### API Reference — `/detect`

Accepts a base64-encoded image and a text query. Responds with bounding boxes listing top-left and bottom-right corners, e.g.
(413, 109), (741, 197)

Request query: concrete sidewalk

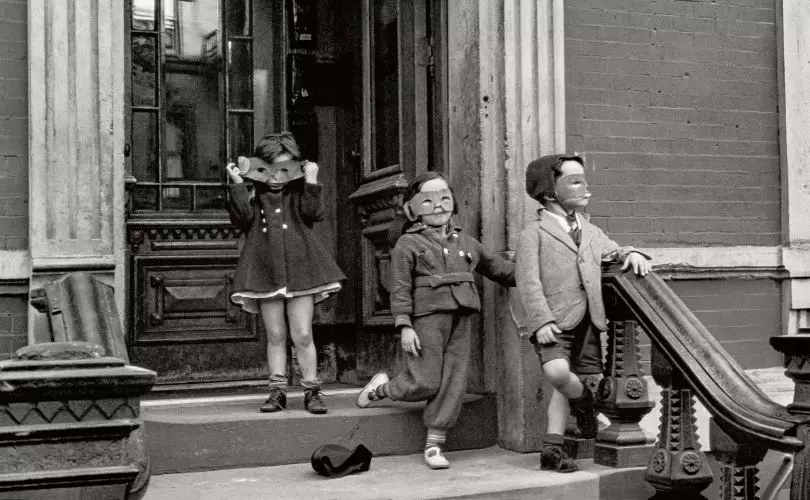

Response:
(143, 446), (654, 500)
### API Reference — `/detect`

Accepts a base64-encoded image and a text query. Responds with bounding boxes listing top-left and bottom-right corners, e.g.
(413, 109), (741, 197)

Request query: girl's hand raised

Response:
(226, 161), (244, 184)
(302, 161), (319, 184)
(400, 326), (421, 357)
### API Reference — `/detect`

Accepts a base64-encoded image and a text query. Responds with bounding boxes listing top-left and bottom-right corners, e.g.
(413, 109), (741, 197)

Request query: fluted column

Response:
(481, 0), (567, 451)
(778, 0), (810, 336)
(28, 0), (126, 341)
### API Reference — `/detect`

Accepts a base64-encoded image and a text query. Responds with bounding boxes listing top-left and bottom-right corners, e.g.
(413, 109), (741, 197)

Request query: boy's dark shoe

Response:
(570, 388), (598, 440)
(540, 444), (579, 473)
(260, 386), (287, 413)
(305, 387), (328, 414)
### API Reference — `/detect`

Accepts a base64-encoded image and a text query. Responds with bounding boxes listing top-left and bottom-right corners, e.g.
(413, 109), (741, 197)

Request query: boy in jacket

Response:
(515, 154), (651, 472)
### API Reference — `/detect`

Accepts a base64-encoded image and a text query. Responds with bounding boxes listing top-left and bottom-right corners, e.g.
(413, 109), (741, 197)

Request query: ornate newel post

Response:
(709, 419), (768, 500)
(645, 345), (713, 498)
(594, 319), (656, 467)
(0, 342), (156, 499)
(770, 334), (810, 500)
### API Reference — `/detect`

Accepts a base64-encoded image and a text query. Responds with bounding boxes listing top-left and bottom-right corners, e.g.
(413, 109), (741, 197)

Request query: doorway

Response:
(124, 0), (440, 386)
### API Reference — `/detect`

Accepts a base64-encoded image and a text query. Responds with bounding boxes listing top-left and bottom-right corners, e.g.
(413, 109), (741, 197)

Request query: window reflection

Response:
(130, 0), (254, 212)
(373, 0), (399, 170)
(164, 0), (224, 183)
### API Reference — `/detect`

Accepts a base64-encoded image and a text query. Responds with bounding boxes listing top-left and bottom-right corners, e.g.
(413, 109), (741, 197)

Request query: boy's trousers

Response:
(385, 311), (475, 430)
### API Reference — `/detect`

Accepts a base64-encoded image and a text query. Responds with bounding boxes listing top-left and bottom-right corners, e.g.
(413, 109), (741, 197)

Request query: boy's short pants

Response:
(530, 318), (603, 375)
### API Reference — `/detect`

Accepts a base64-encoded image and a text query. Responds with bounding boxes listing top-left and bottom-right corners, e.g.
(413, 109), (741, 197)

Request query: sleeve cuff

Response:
(394, 315), (413, 328)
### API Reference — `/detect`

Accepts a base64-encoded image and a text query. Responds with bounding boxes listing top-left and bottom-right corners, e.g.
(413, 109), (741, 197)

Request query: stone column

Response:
(480, 0), (567, 451)
(27, 0), (126, 341)
(777, 0), (810, 336)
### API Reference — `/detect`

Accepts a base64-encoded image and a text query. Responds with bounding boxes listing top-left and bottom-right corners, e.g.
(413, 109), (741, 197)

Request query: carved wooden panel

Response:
(349, 173), (408, 326)
(131, 255), (258, 345)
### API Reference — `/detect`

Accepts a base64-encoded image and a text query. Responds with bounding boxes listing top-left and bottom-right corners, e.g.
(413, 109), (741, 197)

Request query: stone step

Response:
(143, 445), (791, 500)
(142, 388), (497, 475)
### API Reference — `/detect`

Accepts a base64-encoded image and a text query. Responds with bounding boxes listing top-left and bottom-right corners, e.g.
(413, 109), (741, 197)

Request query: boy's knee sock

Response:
(425, 428), (447, 449)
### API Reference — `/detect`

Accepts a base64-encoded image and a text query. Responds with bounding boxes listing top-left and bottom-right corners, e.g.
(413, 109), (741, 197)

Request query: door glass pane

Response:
(163, 0), (225, 182)
(132, 35), (157, 106)
(197, 186), (228, 211)
(373, 0), (399, 170)
(162, 186), (193, 210)
(133, 0), (156, 30)
(229, 113), (253, 161)
(228, 40), (253, 109)
(132, 111), (158, 181)
(132, 185), (158, 211)
(227, 0), (251, 36)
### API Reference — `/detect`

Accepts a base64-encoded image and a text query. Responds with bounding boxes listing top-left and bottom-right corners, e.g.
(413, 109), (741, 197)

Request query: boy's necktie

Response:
(566, 213), (581, 246)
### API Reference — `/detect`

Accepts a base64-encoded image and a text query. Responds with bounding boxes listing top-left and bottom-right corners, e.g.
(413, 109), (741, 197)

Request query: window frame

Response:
(125, 0), (255, 215)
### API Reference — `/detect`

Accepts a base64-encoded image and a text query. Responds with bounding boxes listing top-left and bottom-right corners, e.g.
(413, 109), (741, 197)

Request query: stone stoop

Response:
(143, 444), (791, 500)
(144, 446), (654, 500)
(143, 389), (497, 475)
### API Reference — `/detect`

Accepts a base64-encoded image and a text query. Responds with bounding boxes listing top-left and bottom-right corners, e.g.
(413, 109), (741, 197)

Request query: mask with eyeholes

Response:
(237, 156), (304, 189)
(402, 189), (454, 221)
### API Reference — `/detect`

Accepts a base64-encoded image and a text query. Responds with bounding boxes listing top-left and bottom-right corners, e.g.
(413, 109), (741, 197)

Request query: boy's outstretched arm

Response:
(473, 240), (516, 287)
(515, 228), (557, 336)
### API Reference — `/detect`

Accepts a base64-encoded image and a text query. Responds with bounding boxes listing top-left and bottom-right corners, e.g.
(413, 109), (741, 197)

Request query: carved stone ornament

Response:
(680, 451), (702, 475)
(625, 377), (644, 399)
(652, 449), (667, 473)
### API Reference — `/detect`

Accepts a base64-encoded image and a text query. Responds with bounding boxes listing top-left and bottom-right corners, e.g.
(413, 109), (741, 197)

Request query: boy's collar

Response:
(406, 221), (463, 234)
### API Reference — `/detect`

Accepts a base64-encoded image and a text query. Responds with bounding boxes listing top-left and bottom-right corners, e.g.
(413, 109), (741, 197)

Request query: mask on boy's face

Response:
(554, 174), (591, 208)
(237, 156), (304, 187)
(402, 189), (454, 221)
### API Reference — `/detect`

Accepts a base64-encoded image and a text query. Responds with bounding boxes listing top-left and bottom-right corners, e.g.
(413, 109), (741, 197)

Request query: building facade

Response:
(1, 0), (809, 448)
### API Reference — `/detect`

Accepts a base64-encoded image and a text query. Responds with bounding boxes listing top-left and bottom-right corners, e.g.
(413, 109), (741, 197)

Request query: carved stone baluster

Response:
(645, 345), (713, 499)
(769, 335), (810, 500)
(710, 419), (767, 500)
(593, 319), (656, 467)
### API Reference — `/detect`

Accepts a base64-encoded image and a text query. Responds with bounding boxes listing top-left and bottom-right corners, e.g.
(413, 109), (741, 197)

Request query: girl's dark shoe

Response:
(305, 387), (328, 414)
(260, 386), (287, 413)
(571, 388), (598, 439)
(540, 444), (579, 473)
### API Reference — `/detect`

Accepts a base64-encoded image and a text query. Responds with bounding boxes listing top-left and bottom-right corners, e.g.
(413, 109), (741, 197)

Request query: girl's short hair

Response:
(253, 132), (302, 163)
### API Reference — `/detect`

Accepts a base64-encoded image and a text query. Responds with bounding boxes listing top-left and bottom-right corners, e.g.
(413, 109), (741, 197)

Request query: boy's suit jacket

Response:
(515, 211), (645, 335)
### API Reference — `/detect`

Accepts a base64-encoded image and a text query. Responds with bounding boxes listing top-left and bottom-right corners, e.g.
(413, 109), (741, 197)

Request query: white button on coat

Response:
(282, 224), (288, 230)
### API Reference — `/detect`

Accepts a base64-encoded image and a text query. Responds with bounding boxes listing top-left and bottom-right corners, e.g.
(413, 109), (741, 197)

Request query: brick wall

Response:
(0, 0), (28, 250)
(0, 295), (26, 359)
(565, 0), (780, 247)
(637, 278), (782, 370)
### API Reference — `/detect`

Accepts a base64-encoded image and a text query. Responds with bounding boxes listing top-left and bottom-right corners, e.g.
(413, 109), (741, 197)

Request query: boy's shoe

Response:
(570, 388), (598, 440)
(424, 446), (450, 469)
(540, 444), (579, 473)
(304, 387), (328, 414)
(355, 372), (390, 408)
(259, 386), (286, 413)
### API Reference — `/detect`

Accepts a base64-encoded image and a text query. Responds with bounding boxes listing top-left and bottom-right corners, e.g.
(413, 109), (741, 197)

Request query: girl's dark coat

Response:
(227, 178), (346, 298)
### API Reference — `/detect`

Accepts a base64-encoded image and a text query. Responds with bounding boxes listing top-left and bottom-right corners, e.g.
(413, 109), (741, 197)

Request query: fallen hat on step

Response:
(310, 443), (373, 478)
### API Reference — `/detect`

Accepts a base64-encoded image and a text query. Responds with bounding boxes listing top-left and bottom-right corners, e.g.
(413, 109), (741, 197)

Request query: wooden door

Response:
(349, 0), (446, 378)
(124, 0), (361, 384)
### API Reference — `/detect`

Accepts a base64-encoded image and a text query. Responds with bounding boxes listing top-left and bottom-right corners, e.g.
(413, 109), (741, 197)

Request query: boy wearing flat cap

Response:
(515, 154), (651, 473)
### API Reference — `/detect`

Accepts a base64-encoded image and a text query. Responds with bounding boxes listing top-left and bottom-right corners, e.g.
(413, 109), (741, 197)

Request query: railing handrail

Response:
(603, 264), (807, 453)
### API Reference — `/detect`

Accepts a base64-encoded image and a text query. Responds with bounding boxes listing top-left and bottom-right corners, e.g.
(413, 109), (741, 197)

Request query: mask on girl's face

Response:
(237, 157), (304, 187)
(554, 174), (591, 208)
(402, 189), (454, 221)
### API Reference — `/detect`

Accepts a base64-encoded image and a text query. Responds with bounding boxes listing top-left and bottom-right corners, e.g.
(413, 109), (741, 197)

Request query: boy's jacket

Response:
(514, 210), (647, 335)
